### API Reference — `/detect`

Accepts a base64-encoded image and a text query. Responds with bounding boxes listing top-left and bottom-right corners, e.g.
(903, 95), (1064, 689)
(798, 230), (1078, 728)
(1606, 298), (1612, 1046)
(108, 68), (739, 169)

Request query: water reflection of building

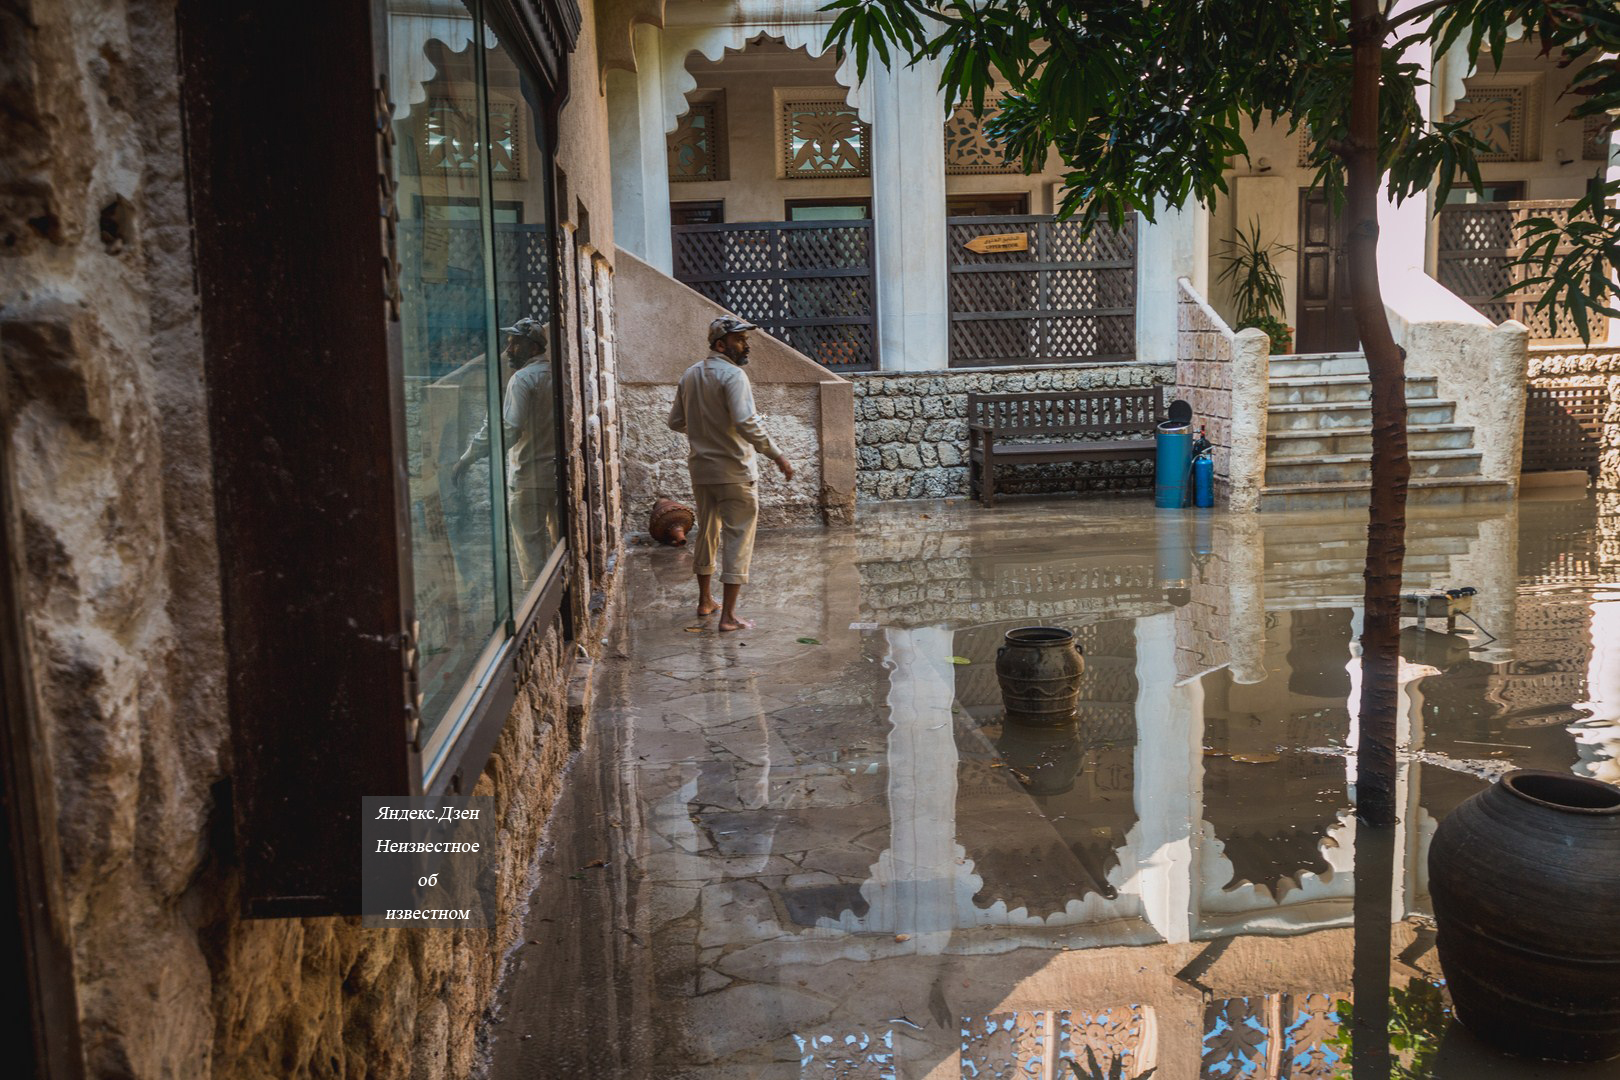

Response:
(648, 500), (1617, 1076)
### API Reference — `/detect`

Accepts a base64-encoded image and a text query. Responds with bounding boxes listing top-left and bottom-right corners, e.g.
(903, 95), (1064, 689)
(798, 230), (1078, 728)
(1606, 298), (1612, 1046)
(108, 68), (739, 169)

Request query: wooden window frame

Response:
(178, 0), (579, 918)
(784, 197), (872, 220)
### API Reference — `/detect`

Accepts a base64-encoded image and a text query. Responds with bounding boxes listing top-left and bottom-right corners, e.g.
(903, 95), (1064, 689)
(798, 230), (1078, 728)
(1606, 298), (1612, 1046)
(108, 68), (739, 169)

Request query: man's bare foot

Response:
(697, 600), (721, 616)
(718, 617), (755, 632)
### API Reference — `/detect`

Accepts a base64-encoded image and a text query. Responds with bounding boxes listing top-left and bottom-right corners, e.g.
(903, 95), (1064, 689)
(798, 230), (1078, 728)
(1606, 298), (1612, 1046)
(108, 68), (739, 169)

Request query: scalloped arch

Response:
(658, 23), (873, 134)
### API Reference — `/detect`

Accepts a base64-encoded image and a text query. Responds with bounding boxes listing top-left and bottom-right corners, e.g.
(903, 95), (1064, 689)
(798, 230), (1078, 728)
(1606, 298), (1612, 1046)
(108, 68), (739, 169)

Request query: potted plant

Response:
(1216, 220), (1295, 355)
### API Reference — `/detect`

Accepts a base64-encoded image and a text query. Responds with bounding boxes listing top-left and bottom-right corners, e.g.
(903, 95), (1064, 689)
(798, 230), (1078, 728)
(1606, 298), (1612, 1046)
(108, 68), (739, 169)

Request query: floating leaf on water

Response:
(949, 655), (972, 665)
(796, 637), (822, 645)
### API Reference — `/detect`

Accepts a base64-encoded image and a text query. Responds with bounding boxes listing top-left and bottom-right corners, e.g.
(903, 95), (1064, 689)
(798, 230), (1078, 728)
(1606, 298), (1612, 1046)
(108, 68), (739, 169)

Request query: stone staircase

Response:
(1260, 352), (1515, 512)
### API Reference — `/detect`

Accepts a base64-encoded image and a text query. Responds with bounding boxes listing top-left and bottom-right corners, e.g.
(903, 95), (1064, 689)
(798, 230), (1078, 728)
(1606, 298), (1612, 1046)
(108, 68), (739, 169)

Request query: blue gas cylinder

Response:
(1194, 453), (1215, 508)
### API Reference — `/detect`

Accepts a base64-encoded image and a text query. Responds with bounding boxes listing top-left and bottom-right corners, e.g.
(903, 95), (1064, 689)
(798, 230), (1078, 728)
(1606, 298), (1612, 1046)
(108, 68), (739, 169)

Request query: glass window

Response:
(481, 22), (564, 605)
(385, 0), (565, 779)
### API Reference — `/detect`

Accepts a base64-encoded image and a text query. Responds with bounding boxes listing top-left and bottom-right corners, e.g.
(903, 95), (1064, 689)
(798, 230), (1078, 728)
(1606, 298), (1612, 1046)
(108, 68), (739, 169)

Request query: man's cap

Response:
(709, 315), (760, 344)
(500, 317), (548, 343)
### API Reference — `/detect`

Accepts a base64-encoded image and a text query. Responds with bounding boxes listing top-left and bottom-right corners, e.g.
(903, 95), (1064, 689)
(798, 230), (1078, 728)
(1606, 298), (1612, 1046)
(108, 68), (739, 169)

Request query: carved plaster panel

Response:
(782, 100), (870, 178)
(1446, 73), (1543, 162)
(944, 104), (1019, 175)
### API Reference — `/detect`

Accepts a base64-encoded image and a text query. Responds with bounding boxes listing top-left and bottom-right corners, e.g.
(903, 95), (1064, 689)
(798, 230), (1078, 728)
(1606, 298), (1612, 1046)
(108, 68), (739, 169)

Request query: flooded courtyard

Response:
(486, 493), (1620, 1079)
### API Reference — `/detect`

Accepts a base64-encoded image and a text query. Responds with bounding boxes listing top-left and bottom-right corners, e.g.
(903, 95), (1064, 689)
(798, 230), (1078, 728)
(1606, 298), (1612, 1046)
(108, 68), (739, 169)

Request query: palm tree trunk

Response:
(1346, 0), (1408, 830)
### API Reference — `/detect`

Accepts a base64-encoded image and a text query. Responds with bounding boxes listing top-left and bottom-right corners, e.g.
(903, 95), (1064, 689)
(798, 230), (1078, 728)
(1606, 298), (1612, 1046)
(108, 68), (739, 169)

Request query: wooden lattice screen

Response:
(1436, 201), (1608, 344)
(1523, 383), (1603, 474)
(947, 214), (1136, 368)
(670, 219), (878, 372)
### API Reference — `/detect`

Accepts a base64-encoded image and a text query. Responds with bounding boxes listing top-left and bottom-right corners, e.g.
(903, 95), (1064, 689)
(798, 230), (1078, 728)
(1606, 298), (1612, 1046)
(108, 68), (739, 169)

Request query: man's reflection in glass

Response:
(453, 317), (556, 591)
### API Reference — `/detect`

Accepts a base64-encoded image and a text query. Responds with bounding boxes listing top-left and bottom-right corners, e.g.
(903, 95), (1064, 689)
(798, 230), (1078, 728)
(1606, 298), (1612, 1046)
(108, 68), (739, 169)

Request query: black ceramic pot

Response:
(995, 626), (1084, 726)
(1428, 769), (1620, 1062)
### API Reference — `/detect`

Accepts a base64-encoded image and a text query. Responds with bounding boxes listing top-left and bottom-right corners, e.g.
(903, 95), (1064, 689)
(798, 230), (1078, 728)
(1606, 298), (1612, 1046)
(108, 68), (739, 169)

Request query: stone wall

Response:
(1, 1), (623, 1077)
(852, 363), (1174, 502)
(614, 247), (857, 528)
(1175, 279), (1269, 512)
(620, 381), (829, 528)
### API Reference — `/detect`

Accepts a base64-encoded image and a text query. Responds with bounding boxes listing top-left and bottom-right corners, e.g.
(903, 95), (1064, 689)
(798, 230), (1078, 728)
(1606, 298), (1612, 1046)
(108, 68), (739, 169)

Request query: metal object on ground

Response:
(1154, 420), (1192, 509)
(995, 626), (1085, 726)
(1400, 587), (1476, 630)
(649, 498), (695, 546)
(1429, 769), (1620, 1061)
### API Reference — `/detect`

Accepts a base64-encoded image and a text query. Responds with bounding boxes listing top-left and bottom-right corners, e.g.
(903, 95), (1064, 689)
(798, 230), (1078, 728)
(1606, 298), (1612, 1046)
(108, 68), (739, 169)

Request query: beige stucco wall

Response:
(1209, 42), (1606, 330)
(614, 247), (857, 525)
(667, 37), (1067, 223)
(0, 2), (627, 1077)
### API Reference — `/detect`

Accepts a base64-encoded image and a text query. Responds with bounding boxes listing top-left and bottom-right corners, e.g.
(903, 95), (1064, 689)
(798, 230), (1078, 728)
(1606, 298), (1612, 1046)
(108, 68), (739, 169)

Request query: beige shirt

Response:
(667, 354), (782, 485)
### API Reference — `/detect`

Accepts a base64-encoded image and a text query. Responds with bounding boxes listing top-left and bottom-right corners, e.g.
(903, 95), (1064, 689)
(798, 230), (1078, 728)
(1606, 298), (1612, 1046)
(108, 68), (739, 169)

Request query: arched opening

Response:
(665, 36), (880, 371)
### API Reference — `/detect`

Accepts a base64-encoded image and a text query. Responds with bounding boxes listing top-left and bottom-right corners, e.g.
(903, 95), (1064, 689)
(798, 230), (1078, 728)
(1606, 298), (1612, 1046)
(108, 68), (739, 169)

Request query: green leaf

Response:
(796, 637), (822, 645)
(949, 656), (972, 665)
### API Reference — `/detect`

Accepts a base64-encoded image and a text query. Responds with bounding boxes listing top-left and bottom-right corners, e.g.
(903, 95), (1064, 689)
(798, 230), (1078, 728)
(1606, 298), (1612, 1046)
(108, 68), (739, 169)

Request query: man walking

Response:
(667, 316), (794, 632)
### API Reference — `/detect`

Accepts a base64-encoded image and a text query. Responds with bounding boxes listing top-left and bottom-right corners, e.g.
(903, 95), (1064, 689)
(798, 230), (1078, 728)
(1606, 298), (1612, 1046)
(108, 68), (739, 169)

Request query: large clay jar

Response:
(648, 498), (694, 546)
(995, 721), (1082, 796)
(1429, 769), (1620, 1062)
(995, 626), (1085, 726)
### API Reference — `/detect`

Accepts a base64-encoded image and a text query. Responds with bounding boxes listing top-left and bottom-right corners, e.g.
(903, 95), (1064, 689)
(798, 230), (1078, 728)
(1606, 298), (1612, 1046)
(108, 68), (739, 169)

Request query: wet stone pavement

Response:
(485, 493), (1620, 1079)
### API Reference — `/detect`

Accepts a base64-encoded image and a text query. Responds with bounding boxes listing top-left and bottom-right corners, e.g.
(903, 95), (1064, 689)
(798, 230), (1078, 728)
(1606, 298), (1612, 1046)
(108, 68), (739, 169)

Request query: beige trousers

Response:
(691, 482), (758, 585)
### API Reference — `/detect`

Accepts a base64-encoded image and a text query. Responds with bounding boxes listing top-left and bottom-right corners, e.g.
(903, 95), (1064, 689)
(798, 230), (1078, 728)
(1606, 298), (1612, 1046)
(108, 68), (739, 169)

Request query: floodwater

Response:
(485, 492), (1620, 1079)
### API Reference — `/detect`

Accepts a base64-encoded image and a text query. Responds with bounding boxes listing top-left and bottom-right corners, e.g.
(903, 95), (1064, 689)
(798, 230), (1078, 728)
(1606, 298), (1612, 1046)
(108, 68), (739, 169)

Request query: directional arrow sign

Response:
(963, 231), (1029, 255)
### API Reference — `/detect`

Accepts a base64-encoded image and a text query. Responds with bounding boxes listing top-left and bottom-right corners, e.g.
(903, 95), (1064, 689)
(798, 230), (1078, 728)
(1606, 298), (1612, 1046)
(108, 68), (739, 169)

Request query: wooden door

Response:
(1296, 190), (1359, 353)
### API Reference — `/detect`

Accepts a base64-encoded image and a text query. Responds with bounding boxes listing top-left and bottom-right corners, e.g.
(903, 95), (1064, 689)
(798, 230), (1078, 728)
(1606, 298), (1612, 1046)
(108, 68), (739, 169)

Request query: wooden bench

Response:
(967, 389), (1166, 507)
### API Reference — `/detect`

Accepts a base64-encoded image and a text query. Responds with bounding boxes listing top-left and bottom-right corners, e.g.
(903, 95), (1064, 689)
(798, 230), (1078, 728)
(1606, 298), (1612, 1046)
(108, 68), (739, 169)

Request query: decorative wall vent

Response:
(1446, 76), (1541, 162)
(412, 96), (524, 178)
(945, 104), (1020, 175)
(782, 100), (869, 179)
(668, 95), (728, 182)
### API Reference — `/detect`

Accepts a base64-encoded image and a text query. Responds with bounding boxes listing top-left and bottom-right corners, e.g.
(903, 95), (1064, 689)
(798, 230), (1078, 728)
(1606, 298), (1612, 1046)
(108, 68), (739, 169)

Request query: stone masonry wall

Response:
(1176, 279), (1269, 513)
(1, 3), (620, 1078)
(852, 363), (1174, 502)
(1176, 288), (1237, 485)
(620, 381), (828, 528)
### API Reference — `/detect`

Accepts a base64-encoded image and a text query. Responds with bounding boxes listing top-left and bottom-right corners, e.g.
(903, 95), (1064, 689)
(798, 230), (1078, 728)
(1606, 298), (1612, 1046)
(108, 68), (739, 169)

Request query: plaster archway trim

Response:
(597, 0), (668, 88)
(658, 21), (873, 134)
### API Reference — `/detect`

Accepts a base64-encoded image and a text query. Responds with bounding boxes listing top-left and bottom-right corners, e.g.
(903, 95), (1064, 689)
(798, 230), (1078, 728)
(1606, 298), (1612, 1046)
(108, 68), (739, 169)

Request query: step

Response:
(1257, 476), (1515, 513)
(1266, 552), (1458, 577)
(1259, 518), (1480, 546)
(1265, 534), (1474, 562)
(1269, 353), (1369, 378)
(1268, 374), (1438, 406)
(1264, 449), (1484, 487)
(1268, 399), (1457, 431)
(1267, 424), (1476, 458)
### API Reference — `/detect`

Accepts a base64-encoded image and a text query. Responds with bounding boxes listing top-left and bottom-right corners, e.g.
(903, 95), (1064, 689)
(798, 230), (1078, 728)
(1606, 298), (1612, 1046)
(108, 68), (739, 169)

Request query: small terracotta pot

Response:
(649, 498), (694, 546)
(1430, 769), (1620, 1061)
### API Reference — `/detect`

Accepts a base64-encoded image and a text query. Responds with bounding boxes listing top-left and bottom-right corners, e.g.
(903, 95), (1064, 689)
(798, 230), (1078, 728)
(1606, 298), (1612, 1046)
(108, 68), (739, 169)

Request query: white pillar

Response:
(1130, 612), (1199, 944)
(861, 626), (960, 946)
(606, 23), (673, 272)
(868, 56), (950, 371)
(1137, 199), (1209, 365)
(1382, 9), (1436, 278)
